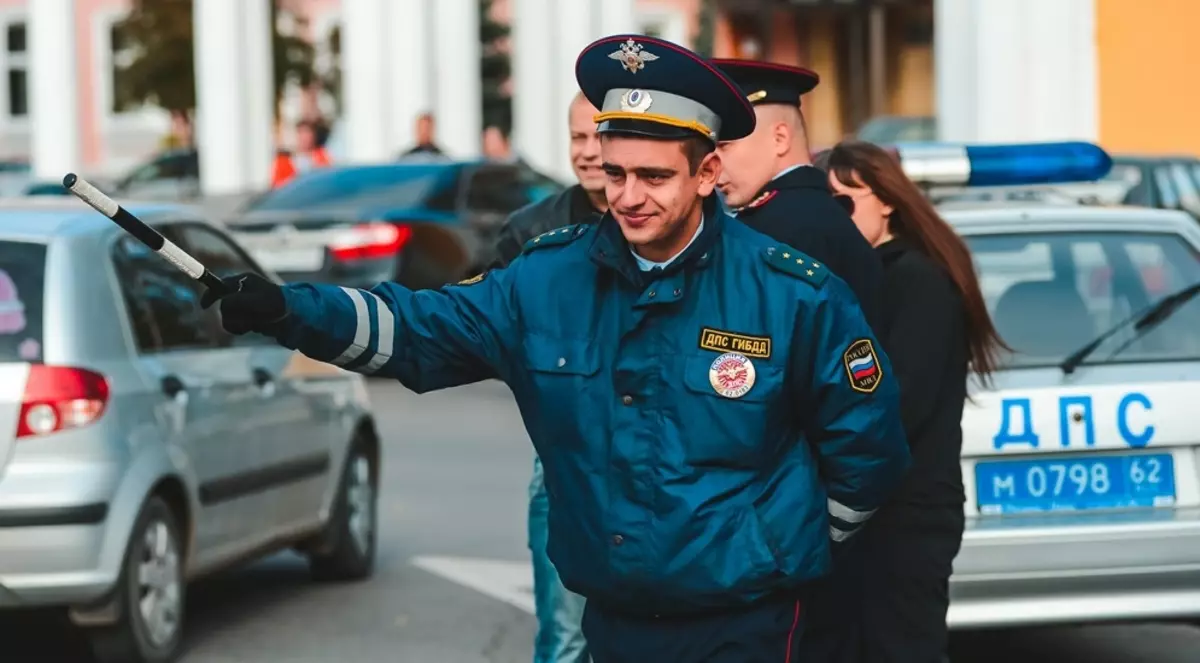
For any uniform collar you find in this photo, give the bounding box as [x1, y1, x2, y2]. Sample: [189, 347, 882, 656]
[630, 217, 704, 271]
[734, 164, 829, 216]
[589, 195, 723, 286]
[768, 163, 830, 192]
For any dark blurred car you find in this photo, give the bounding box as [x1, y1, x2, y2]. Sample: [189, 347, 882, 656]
[224, 161, 564, 290]
[1103, 154, 1200, 219]
[854, 115, 937, 144]
[108, 148, 201, 201]
[20, 181, 70, 196]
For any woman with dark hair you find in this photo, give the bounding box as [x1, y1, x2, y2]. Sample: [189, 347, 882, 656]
[812, 140, 1007, 662]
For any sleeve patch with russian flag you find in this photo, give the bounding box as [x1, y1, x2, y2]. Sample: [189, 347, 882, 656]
[843, 338, 882, 394]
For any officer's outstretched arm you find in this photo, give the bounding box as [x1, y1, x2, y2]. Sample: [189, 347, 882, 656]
[272, 267, 520, 392]
[795, 277, 912, 543]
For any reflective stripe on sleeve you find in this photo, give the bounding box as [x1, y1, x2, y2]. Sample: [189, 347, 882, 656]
[828, 498, 875, 524]
[330, 287, 372, 366]
[362, 290, 396, 373]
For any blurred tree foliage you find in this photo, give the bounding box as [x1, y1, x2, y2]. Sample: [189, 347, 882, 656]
[694, 0, 718, 57]
[480, 0, 512, 134]
[113, 0, 318, 141]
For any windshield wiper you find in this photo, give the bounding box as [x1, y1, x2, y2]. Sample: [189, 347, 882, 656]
[1059, 280, 1200, 375]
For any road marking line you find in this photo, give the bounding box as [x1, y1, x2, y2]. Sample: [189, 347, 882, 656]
[410, 555, 536, 615]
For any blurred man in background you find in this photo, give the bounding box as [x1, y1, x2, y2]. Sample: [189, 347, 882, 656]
[400, 112, 446, 159]
[711, 59, 885, 335]
[485, 90, 607, 663]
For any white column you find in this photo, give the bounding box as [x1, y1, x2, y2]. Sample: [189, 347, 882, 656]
[935, 0, 1097, 144]
[597, 0, 638, 37]
[242, 0, 275, 187]
[432, 0, 481, 159]
[387, 0, 432, 154]
[341, 0, 391, 162]
[933, 0, 975, 142]
[28, 0, 80, 180]
[551, 0, 596, 182]
[194, 0, 275, 195]
[511, 0, 556, 175]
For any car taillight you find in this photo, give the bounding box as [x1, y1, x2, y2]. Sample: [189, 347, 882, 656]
[16, 365, 110, 440]
[329, 222, 413, 262]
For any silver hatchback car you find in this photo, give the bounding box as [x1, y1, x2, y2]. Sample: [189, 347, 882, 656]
[0, 199, 381, 663]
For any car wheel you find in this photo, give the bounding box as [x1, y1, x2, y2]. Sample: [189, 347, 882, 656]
[87, 496, 186, 663]
[308, 437, 377, 581]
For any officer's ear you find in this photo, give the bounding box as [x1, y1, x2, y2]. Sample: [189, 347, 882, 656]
[695, 149, 722, 198]
[772, 120, 792, 158]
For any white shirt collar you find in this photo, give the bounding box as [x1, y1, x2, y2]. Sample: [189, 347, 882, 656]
[631, 216, 705, 271]
[773, 163, 813, 181]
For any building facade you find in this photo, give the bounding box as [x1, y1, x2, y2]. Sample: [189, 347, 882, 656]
[7, 0, 1200, 185]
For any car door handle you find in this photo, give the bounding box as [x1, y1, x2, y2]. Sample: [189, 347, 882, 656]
[161, 375, 188, 405]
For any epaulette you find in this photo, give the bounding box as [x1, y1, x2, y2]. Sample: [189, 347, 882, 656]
[763, 245, 828, 288]
[522, 224, 589, 253]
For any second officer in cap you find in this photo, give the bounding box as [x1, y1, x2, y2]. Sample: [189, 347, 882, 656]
[205, 34, 910, 662]
[712, 59, 886, 334]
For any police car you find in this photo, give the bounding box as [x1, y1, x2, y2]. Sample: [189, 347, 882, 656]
[896, 142, 1200, 629]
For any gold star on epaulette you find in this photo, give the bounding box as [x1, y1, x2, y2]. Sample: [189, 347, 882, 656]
[522, 224, 589, 254]
[763, 245, 827, 288]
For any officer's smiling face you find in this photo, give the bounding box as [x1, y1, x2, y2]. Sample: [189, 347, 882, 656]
[601, 134, 720, 262]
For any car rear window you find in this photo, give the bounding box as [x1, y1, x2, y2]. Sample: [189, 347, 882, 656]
[246, 166, 453, 212]
[0, 240, 46, 362]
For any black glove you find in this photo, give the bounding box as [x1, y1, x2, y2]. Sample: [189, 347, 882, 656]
[200, 272, 288, 336]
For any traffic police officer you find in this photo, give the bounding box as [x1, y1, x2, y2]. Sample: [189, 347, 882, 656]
[206, 34, 911, 662]
[711, 59, 886, 334]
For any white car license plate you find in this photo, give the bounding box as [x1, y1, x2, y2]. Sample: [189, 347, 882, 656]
[253, 248, 324, 272]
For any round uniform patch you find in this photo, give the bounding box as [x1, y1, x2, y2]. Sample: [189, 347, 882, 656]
[708, 352, 756, 399]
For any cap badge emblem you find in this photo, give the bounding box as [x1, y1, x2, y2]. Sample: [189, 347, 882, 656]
[620, 89, 653, 113]
[609, 38, 659, 74]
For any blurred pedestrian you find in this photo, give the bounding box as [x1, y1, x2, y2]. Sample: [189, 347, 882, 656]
[711, 59, 885, 334]
[400, 112, 445, 159]
[271, 118, 332, 188]
[812, 140, 1008, 663]
[485, 89, 608, 663]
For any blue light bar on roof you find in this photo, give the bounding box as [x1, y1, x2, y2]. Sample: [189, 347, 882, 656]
[893, 141, 1113, 187]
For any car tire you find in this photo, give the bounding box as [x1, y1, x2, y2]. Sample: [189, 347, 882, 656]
[87, 496, 186, 663]
[308, 437, 377, 582]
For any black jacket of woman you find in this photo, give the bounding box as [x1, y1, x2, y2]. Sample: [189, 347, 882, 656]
[876, 236, 970, 508]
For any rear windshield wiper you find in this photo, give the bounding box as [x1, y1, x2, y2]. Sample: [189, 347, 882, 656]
[1059, 280, 1200, 375]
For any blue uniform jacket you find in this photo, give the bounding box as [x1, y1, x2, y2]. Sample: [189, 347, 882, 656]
[270, 199, 911, 615]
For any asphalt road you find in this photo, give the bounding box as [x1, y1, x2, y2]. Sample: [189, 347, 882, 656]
[4, 379, 1200, 662]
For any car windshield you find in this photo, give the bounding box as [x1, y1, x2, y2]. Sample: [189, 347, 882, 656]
[966, 230, 1200, 368]
[246, 166, 450, 213]
[0, 240, 46, 362]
